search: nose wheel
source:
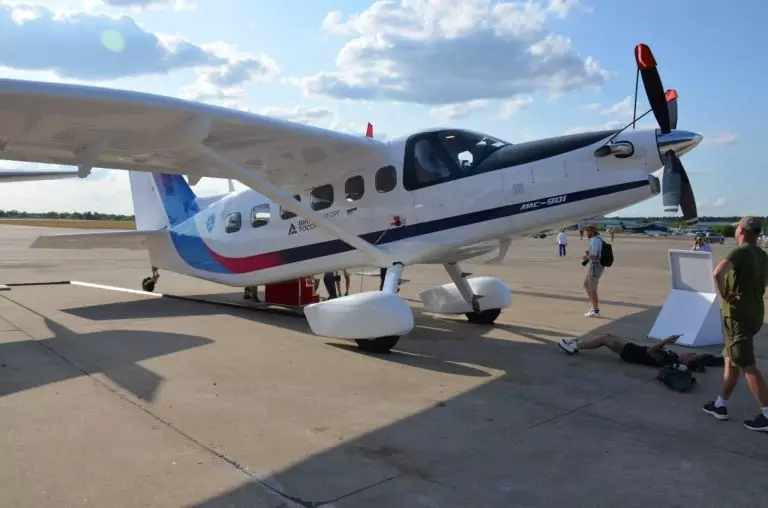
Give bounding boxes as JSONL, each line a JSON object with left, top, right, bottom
{"left": 141, "top": 267, "right": 160, "bottom": 293}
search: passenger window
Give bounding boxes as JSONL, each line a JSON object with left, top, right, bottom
{"left": 251, "top": 203, "right": 270, "bottom": 228}
{"left": 280, "top": 194, "right": 301, "bottom": 220}
{"left": 225, "top": 212, "right": 242, "bottom": 233}
{"left": 310, "top": 184, "right": 334, "bottom": 211}
{"left": 413, "top": 139, "right": 451, "bottom": 184}
{"left": 345, "top": 176, "right": 364, "bottom": 201}
{"left": 375, "top": 165, "right": 396, "bottom": 193}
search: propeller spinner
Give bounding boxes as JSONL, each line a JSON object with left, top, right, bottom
{"left": 635, "top": 43, "right": 701, "bottom": 226}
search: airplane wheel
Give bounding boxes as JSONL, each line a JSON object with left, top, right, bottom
{"left": 355, "top": 336, "right": 400, "bottom": 354}
{"left": 465, "top": 308, "right": 501, "bottom": 325}
{"left": 141, "top": 277, "right": 156, "bottom": 293}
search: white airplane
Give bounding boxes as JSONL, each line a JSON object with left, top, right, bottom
{"left": 0, "top": 43, "right": 702, "bottom": 353}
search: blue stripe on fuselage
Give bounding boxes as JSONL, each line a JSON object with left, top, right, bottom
{"left": 168, "top": 179, "right": 649, "bottom": 274}
{"left": 169, "top": 219, "right": 233, "bottom": 274}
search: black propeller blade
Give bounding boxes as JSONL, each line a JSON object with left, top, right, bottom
{"left": 666, "top": 89, "right": 678, "bottom": 130}
{"left": 662, "top": 151, "right": 698, "bottom": 226}
{"left": 635, "top": 44, "right": 671, "bottom": 134}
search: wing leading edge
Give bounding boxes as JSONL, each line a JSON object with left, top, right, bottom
{"left": 0, "top": 78, "right": 388, "bottom": 189}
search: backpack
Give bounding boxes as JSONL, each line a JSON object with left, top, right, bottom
{"left": 599, "top": 237, "right": 614, "bottom": 267}
{"left": 657, "top": 363, "right": 697, "bottom": 393}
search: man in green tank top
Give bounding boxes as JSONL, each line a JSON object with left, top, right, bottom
{"left": 702, "top": 216, "right": 768, "bottom": 432}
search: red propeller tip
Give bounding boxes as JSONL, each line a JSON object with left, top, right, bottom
{"left": 665, "top": 89, "right": 678, "bottom": 102}
{"left": 365, "top": 122, "right": 373, "bottom": 138}
{"left": 634, "top": 43, "right": 657, "bottom": 70}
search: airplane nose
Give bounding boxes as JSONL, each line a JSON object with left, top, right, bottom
{"left": 656, "top": 130, "right": 703, "bottom": 157}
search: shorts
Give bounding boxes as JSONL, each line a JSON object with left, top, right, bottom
{"left": 620, "top": 343, "right": 658, "bottom": 366}
{"left": 583, "top": 265, "right": 604, "bottom": 292}
{"left": 722, "top": 317, "right": 756, "bottom": 368}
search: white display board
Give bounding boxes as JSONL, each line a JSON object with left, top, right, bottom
{"left": 669, "top": 249, "right": 716, "bottom": 293}
{"left": 648, "top": 249, "right": 724, "bottom": 348}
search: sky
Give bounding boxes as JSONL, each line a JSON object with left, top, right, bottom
{"left": 0, "top": 0, "right": 764, "bottom": 217}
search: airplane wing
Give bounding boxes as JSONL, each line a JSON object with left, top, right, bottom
{"left": 0, "top": 169, "right": 80, "bottom": 182}
{"left": 30, "top": 229, "right": 166, "bottom": 250}
{"left": 0, "top": 78, "right": 388, "bottom": 190}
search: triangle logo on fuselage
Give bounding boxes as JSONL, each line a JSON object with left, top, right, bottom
{"left": 288, "top": 223, "right": 297, "bottom": 235}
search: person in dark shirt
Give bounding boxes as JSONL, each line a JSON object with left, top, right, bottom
{"left": 702, "top": 216, "right": 768, "bottom": 432}
{"left": 558, "top": 333, "right": 700, "bottom": 367}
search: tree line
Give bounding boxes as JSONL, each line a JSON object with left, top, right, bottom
{"left": 0, "top": 210, "right": 134, "bottom": 221}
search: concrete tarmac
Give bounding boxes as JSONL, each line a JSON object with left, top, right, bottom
{"left": 0, "top": 225, "right": 766, "bottom": 507}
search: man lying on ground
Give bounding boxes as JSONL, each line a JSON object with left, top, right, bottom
{"left": 558, "top": 333, "right": 723, "bottom": 370}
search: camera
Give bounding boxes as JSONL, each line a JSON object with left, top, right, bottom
{"left": 581, "top": 259, "right": 589, "bottom": 267}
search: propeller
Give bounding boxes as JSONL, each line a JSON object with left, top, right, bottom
{"left": 665, "top": 89, "right": 678, "bottom": 129}
{"left": 634, "top": 44, "right": 672, "bottom": 134}
{"left": 634, "top": 44, "right": 698, "bottom": 225}
{"left": 661, "top": 150, "right": 698, "bottom": 226}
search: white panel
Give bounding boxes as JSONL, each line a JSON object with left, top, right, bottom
{"left": 648, "top": 290, "right": 724, "bottom": 347}
{"left": 668, "top": 249, "right": 715, "bottom": 293}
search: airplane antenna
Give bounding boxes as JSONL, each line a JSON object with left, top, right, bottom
{"left": 632, "top": 67, "right": 639, "bottom": 129}
{"left": 604, "top": 106, "right": 654, "bottom": 145}
{"left": 228, "top": 179, "right": 235, "bottom": 192}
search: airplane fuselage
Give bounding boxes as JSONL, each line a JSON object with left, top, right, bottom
{"left": 147, "top": 126, "right": 684, "bottom": 287}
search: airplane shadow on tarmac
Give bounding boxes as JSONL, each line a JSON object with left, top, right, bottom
{"left": 0, "top": 313, "right": 213, "bottom": 402}
{"left": 45, "top": 292, "right": 768, "bottom": 507}
{"left": 187, "top": 303, "right": 768, "bottom": 508}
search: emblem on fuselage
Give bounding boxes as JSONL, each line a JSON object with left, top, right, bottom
{"left": 206, "top": 214, "right": 215, "bottom": 232}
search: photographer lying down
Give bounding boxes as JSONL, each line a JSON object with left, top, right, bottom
{"left": 559, "top": 333, "right": 723, "bottom": 371}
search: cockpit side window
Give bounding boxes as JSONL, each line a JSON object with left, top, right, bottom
{"left": 438, "top": 131, "right": 507, "bottom": 174}
{"left": 403, "top": 130, "right": 509, "bottom": 191}
{"left": 403, "top": 134, "right": 455, "bottom": 191}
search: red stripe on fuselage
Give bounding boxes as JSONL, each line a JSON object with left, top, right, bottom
{"left": 205, "top": 246, "right": 285, "bottom": 273}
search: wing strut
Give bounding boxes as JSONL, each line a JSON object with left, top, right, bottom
{"left": 194, "top": 144, "right": 392, "bottom": 267}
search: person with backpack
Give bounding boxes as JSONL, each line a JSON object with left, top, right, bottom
{"left": 581, "top": 224, "right": 613, "bottom": 317}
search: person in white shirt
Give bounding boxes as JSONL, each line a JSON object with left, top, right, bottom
{"left": 556, "top": 229, "right": 568, "bottom": 256}
{"left": 691, "top": 235, "right": 712, "bottom": 253}
{"left": 582, "top": 225, "right": 604, "bottom": 317}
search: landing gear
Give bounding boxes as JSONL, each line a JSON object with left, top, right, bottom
{"left": 141, "top": 266, "right": 159, "bottom": 293}
{"left": 352, "top": 262, "right": 405, "bottom": 354}
{"left": 355, "top": 336, "right": 400, "bottom": 353}
{"left": 443, "top": 262, "right": 502, "bottom": 325}
{"left": 465, "top": 308, "right": 502, "bottom": 324}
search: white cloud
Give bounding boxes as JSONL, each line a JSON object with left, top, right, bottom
{"left": 301, "top": 0, "right": 609, "bottom": 106}
{"left": 180, "top": 44, "right": 280, "bottom": 105}
{"left": 701, "top": 131, "right": 739, "bottom": 147}
{"left": 0, "top": 4, "right": 274, "bottom": 86}
{"left": 96, "top": 0, "right": 196, "bottom": 10}
{"left": 430, "top": 100, "right": 488, "bottom": 121}
{"left": 499, "top": 95, "right": 533, "bottom": 119}
{"left": 600, "top": 96, "right": 633, "bottom": 119}
{"left": 257, "top": 106, "right": 336, "bottom": 126}
{"left": 0, "top": 161, "right": 239, "bottom": 215}
{"left": 699, "top": 196, "right": 727, "bottom": 210}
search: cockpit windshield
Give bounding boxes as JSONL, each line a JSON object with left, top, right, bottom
{"left": 436, "top": 130, "right": 510, "bottom": 173}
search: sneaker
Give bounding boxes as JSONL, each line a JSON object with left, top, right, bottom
{"left": 702, "top": 401, "right": 729, "bottom": 421}
{"left": 743, "top": 414, "right": 768, "bottom": 432}
{"left": 584, "top": 309, "right": 600, "bottom": 318}
{"left": 558, "top": 338, "right": 579, "bottom": 355}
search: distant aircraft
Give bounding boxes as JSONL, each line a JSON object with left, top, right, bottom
{"left": 0, "top": 43, "right": 702, "bottom": 353}
{"left": 620, "top": 220, "right": 670, "bottom": 235}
